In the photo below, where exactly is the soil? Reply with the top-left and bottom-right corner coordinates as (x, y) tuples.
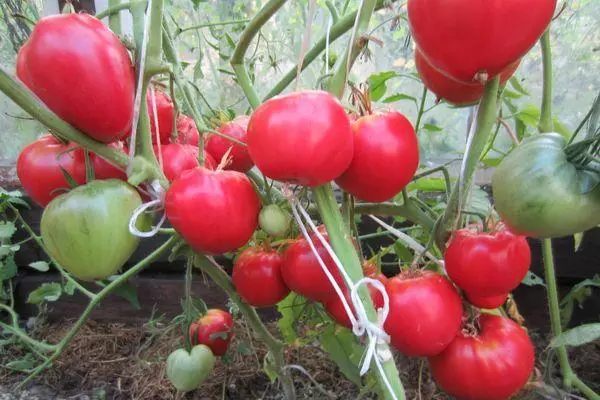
(0, 318), (599, 400)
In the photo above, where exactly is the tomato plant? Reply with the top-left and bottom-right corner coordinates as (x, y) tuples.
(189, 309), (234, 357)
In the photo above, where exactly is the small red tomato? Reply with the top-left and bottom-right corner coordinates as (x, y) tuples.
(17, 14), (135, 143)
(147, 89), (174, 144)
(415, 49), (521, 106)
(384, 270), (463, 357)
(90, 141), (128, 180)
(465, 292), (507, 309)
(165, 167), (260, 254)
(154, 143), (199, 182)
(362, 260), (388, 284)
(429, 314), (535, 400)
(189, 309), (234, 357)
(335, 112), (419, 202)
(444, 227), (531, 297)
(324, 283), (384, 329)
(205, 116), (254, 172)
(176, 114), (200, 146)
(17, 135), (86, 206)
(281, 227), (346, 302)
(247, 90), (353, 186)
(232, 247), (290, 307)
(408, 0), (556, 83)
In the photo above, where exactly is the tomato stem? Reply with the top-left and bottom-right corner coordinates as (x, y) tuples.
(414, 86), (428, 134)
(107, 0), (122, 35)
(538, 29), (553, 134)
(95, 1), (131, 20)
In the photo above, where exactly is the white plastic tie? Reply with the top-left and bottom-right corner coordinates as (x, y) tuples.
(129, 180), (166, 238)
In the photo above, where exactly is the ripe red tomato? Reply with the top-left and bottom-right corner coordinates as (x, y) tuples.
(362, 260), (388, 284)
(444, 227), (531, 297)
(281, 227), (346, 302)
(415, 49), (521, 106)
(247, 90), (353, 186)
(324, 283), (384, 329)
(165, 167), (260, 254)
(465, 292), (507, 309)
(232, 247), (290, 307)
(408, 0), (556, 83)
(17, 14), (134, 143)
(147, 89), (174, 144)
(206, 116), (254, 172)
(176, 114), (200, 146)
(429, 314), (535, 400)
(90, 142), (128, 181)
(154, 144), (217, 181)
(335, 112), (419, 202)
(17, 135), (86, 206)
(384, 271), (463, 357)
(189, 309), (234, 357)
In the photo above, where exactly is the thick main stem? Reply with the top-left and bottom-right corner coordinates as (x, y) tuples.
(538, 30), (553, 134)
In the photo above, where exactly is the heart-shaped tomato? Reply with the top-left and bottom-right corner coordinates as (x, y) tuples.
(206, 116), (254, 172)
(408, 0), (556, 83)
(189, 309), (234, 356)
(166, 345), (215, 392)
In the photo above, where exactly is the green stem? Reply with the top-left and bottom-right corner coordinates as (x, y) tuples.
(193, 254), (296, 400)
(354, 202), (435, 232)
(95, 1), (131, 20)
(414, 86), (427, 133)
(18, 236), (180, 389)
(230, 0), (287, 110)
(325, 1), (339, 23)
(108, 0), (122, 34)
(412, 165), (452, 199)
(539, 30), (553, 134)
(0, 68), (128, 168)
(175, 19), (250, 37)
(0, 304), (56, 352)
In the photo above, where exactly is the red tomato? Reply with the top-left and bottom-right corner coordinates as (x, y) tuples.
(384, 271), (463, 357)
(206, 116), (254, 172)
(165, 167), (260, 254)
(189, 309), (234, 357)
(362, 260), (388, 284)
(90, 142), (128, 181)
(147, 89), (174, 144)
(247, 90), (353, 186)
(324, 283), (384, 329)
(465, 292), (507, 309)
(17, 14), (134, 143)
(16, 135), (86, 206)
(232, 247), (290, 307)
(429, 314), (535, 400)
(154, 143), (198, 182)
(444, 227), (531, 296)
(281, 227), (346, 302)
(408, 0), (556, 83)
(335, 112), (419, 202)
(176, 114), (200, 146)
(415, 49), (521, 106)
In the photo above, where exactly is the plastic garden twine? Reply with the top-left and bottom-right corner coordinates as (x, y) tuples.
(283, 186), (398, 400)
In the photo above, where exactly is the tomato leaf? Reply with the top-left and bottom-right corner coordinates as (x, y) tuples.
(509, 76), (529, 96)
(367, 71), (397, 101)
(276, 292), (306, 343)
(113, 282), (141, 310)
(27, 282), (62, 304)
(28, 261), (50, 272)
(59, 167), (79, 189)
(6, 355), (35, 372)
(515, 104), (540, 127)
(263, 351), (278, 383)
(423, 123), (443, 133)
(381, 93), (418, 108)
(319, 324), (363, 386)
(550, 323), (600, 348)
(560, 277), (600, 328)
(63, 279), (76, 295)
(0, 221), (16, 240)
(521, 271), (545, 287)
(0, 256), (17, 280)
(407, 177), (448, 192)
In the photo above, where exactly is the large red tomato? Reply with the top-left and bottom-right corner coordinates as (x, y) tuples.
(465, 292), (507, 309)
(429, 314), (535, 400)
(415, 49), (521, 106)
(205, 116), (254, 172)
(17, 135), (86, 206)
(232, 247), (290, 307)
(247, 90), (353, 186)
(384, 271), (463, 357)
(176, 114), (200, 146)
(444, 227), (531, 297)
(17, 14), (134, 143)
(324, 283), (384, 329)
(89, 142), (128, 180)
(408, 0), (556, 83)
(165, 167), (260, 254)
(147, 89), (174, 144)
(281, 227), (346, 302)
(335, 112), (419, 202)
(189, 309), (234, 357)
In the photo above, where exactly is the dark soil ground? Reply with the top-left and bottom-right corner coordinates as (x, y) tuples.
(1, 318), (599, 400)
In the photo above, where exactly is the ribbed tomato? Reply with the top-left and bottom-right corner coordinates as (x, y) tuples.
(247, 90), (353, 186)
(232, 247), (290, 307)
(189, 309), (234, 357)
(384, 271), (463, 357)
(17, 14), (134, 142)
(165, 167), (260, 254)
(429, 314), (535, 400)
(206, 116), (253, 172)
(176, 114), (200, 146)
(335, 111), (419, 202)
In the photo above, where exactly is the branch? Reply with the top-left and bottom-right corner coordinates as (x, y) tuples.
(538, 30), (553, 134)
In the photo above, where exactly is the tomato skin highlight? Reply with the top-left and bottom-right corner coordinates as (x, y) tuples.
(206, 116), (254, 172)
(232, 247), (290, 307)
(176, 114), (200, 146)
(17, 14), (135, 143)
(444, 228), (531, 296)
(147, 90), (174, 144)
(247, 90), (354, 187)
(429, 314), (535, 400)
(189, 309), (234, 357)
(17, 134), (86, 206)
(165, 167), (260, 254)
(384, 271), (463, 357)
(335, 111), (419, 202)
(408, 0), (556, 83)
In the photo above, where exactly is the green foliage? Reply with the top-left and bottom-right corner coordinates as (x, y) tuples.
(560, 276), (600, 328)
(550, 323), (600, 348)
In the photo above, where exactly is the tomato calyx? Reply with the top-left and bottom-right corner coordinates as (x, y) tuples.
(349, 83), (373, 116)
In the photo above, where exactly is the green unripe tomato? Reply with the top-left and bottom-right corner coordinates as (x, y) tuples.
(259, 204), (291, 237)
(166, 345), (215, 392)
(41, 179), (149, 281)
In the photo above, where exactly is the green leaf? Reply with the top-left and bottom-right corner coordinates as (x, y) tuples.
(59, 167), (79, 189)
(553, 117), (572, 139)
(263, 351), (278, 383)
(0, 221), (16, 240)
(423, 123), (443, 133)
(407, 177), (448, 192)
(236, 342), (252, 356)
(6, 355), (35, 372)
(515, 104), (540, 127)
(481, 157), (503, 167)
(193, 59), (204, 81)
(521, 271), (545, 287)
(550, 323), (600, 348)
(560, 277), (600, 327)
(28, 261), (50, 272)
(114, 282), (141, 310)
(27, 282), (62, 304)
(381, 93), (418, 107)
(0, 256), (17, 280)
(63, 279), (76, 295)
(319, 325), (362, 386)
(276, 293), (306, 343)
(393, 241), (412, 262)
(502, 89), (523, 99)
(509, 76), (529, 96)
(367, 71), (397, 102)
